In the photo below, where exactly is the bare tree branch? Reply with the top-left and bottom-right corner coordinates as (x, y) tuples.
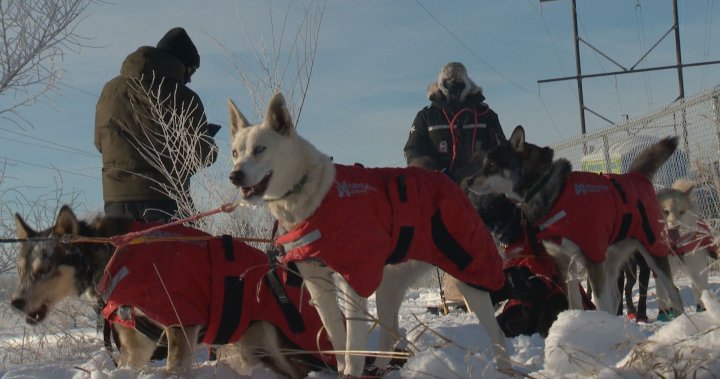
(0, 0), (93, 129)
(214, 0), (325, 125)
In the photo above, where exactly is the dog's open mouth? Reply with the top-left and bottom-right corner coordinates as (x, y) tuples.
(241, 171), (272, 199)
(25, 305), (47, 325)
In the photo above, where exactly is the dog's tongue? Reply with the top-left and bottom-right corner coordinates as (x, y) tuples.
(241, 186), (255, 198)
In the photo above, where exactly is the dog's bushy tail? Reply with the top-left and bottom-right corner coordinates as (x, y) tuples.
(628, 136), (679, 180)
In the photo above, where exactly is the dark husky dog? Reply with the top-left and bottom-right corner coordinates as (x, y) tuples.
(10, 206), (333, 378)
(467, 125), (684, 315)
(472, 192), (594, 337)
(617, 252), (650, 322)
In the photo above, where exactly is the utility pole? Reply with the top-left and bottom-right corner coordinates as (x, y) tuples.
(538, 0), (720, 137)
(570, 0), (586, 135)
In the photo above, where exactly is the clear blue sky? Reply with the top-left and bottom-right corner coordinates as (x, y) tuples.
(3, 0), (720, 217)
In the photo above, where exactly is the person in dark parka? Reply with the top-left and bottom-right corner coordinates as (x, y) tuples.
(404, 62), (506, 183)
(95, 27), (218, 222)
(404, 62), (507, 308)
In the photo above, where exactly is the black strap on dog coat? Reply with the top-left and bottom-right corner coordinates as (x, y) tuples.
(266, 245), (306, 333)
(212, 235), (245, 344)
(386, 175), (416, 264)
(610, 178), (632, 243)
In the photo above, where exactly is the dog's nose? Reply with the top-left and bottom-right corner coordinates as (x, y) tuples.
(229, 170), (244, 186)
(11, 298), (25, 311)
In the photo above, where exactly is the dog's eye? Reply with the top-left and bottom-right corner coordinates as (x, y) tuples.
(663, 209), (670, 216)
(253, 146), (266, 156)
(31, 266), (50, 281)
(232, 150), (238, 158)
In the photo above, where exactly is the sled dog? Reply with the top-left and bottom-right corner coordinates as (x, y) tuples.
(466, 125), (684, 315)
(472, 192), (596, 336)
(657, 178), (717, 312)
(617, 252), (651, 322)
(10, 206), (334, 378)
(228, 92), (511, 376)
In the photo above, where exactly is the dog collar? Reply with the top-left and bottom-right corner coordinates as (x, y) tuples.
(523, 165), (555, 202)
(264, 173), (308, 202)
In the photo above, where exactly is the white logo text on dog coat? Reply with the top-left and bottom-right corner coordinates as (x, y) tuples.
(336, 181), (377, 198)
(573, 182), (609, 195)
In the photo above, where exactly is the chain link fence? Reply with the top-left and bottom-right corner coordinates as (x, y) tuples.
(551, 86), (720, 220)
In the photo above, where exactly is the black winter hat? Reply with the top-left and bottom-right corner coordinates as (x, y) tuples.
(156, 27), (200, 68)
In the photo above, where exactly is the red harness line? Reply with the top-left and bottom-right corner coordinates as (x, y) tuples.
(69, 202), (272, 248)
(442, 107), (488, 171)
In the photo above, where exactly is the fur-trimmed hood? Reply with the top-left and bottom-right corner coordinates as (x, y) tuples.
(427, 81), (486, 108)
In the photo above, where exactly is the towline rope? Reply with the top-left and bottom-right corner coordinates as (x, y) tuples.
(3, 202), (273, 247)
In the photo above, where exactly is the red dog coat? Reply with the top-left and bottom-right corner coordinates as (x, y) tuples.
(98, 222), (334, 365)
(666, 221), (717, 256)
(535, 171), (668, 263)
(276, 164), (504, 298)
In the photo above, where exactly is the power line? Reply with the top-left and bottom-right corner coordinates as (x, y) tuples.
(57, 82), (99, 99)
(414, 0), (533, 95)
(531, 0), (578, 139)
(1, 157), (100, 180)
(0, 127), (98, 158)
(415, 0), (565, 139)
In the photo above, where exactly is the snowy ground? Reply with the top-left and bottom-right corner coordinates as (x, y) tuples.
(1, 274), (719, 378)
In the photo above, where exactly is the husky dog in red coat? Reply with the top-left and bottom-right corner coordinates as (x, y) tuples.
(466, 125), (684, 316)
(228, 93), (510, 377)
(10, 206), (334, 378)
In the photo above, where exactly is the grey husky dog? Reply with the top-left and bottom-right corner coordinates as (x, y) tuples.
(467, 125), (684, 316)
(228, 92), (511, 377)
(10, 206), (334, 378)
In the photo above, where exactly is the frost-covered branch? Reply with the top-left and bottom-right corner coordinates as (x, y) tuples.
(124, 75), (217, 224)
(0, 0), (93, 128)
(216, 0), (325, 124)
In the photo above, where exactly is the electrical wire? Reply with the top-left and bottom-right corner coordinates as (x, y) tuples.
(0, 127), (98, 158)
(415, 0), (564, 139)
(1, 157), (100, 180)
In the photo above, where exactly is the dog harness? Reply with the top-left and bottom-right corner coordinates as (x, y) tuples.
(275, 164), (504, 297)
(97, 223), (334, 365)
(502, 238), (558, 283)
(534, 171), (668, 263)
(665, 221), (717, 256)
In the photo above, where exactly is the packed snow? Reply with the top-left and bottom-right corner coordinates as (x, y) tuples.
(1, 273), (719, 378)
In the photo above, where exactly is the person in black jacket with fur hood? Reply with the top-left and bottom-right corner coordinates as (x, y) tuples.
(405, 62), (506, 311)
(404, 62), (506, 183)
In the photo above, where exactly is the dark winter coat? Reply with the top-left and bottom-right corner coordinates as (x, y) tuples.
(95, 46), (217, 203)
(404, 83), (506, 182)
(275, 164), (505, 298)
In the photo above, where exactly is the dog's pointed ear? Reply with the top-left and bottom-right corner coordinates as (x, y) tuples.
(671, 178), (696, 194)
(228, 99), (251, 139)
(15, 214), (36, 240)
(265, 92), (294, 136)
(509, 125), (526, 153)
(54, 205), (79, 237)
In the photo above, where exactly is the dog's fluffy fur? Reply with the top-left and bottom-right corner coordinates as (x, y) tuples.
(227, 93), (510, 376)
(10, 206), (318, 378)
(468, 125), (684, 315)
(657, 179), (715, 311)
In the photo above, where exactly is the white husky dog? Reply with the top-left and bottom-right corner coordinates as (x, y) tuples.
(227, 93), (511, 377)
